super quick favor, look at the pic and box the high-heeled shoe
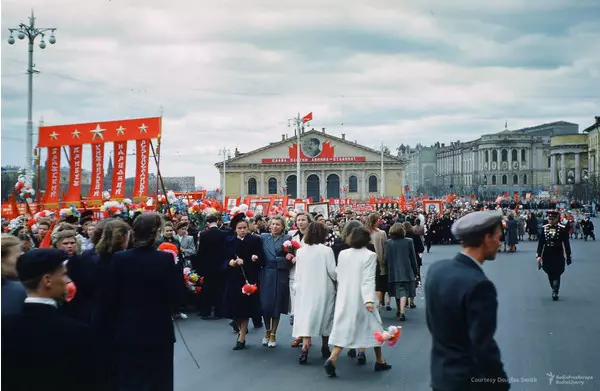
[357,352,366,366]
[233,341,246,350]
[323,359,337,377]
[299,349,308,365]
[268,333,277,348]
[262,330,271,346]
[374,361,392,372]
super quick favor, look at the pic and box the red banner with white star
[65,145,83,203]
[37,117,161,148]
[133,139,150,201]
[89,143,105,203]
[43,147,61,205]
[111,141,128,199]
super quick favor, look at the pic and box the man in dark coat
[536,210,572,300]
[425,210,509,391]
[194,213,228,319]
[2,249,96,391]
[108,213,183,391]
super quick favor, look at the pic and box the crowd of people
[0,198,595,390]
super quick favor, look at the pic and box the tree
[382,146,391,155]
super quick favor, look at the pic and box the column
[575,153,580,183]
[341,168,346,197]
[321,169,326,200]
[361,170,367,199]
[509,148,513,171]
[260,171,265,195]
[560,153,566,185]
[240,171,245,197]
[497,149,501,170]
[381,168,386,196]
[550,154,556,185]
[280,171,286,195]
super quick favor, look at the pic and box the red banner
[262,157,365,164]
[89,143,105,202]
[43,147,61,205]
[37,117,161,148]
[133,139,150,200]
[111,141,128,199]
[65,145,83,203]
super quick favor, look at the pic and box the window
[523,174,528,185]
[348,175,358,193]
[268,177,278,195]
[521,149,526,162]
[547,156,551,168]
[492,175,497,185]
[492,150,498,162]
[368,175,378,193]
[502,175,508,185]
[501,149,508,162]
[247,178,257,195]
[512,149,518,161]
[513,174,518,185]
[485,150,489,162]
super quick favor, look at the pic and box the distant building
[162,177,196,192]
[511,121,579,137]
[403,144,438,195]
[583,116,599,179]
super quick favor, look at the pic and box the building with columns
[215,129,407,200]
[583,117,599,179]
[404,144,438,195]
[549,134,589,187]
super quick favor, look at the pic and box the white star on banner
[116,125,126,135]
[49,131,59,140]
[90,124,106,140]
[138,123,148,133]
[72,129,81,139]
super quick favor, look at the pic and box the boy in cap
[425,210,509,391]
[536,210,572,300]
[1,249,96,391]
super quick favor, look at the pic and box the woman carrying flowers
[259,216,292,348]
[222,214,264,350]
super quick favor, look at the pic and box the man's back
[2,303,95,391]
[196,227,228,274]
[425,254,508,390]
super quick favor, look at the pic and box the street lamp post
[7,11,57,177]
[219,148,231,201]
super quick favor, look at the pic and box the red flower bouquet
[66,282,77,303]
[374,326,402,347]
[283,240,301,261]
[242,283,258,295]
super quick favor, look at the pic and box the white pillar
[560,153,566,184]
[240,171,245,197]
[260,171,265,195]
[575,153,581,183]
[280,171,286,195]
[550,154,556,185]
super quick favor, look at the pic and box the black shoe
[347,349,356,358]
[374,361,392,372]
[398,313,406,321]
[233,341,246,350]
[552,291,559,301]
[201,316,212,320]
[385,305,392,311]
[214,316,222,320]
[229,320,240,333]
[321,346,331,359]
[299,350,308,365]
[357,352,366,366]
[253,322,263,329]
[324,359,337,377]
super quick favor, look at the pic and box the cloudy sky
[2,0,599,188]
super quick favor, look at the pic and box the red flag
[9,192,19,219]
[302,112,313,123]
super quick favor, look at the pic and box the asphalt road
[174,223,600,391]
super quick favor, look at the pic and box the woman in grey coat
[383,223,418,321]
[259,216,292,348]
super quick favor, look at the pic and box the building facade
[215,129,407,200]
[584,117,599,179]
[404,145,438,195]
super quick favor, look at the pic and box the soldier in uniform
[536,210,572,301]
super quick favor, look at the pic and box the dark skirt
[389,281,416,298]
[375,265,388,292]
[222,276,261,319]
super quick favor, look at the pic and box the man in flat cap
[425,210,509,391]
[536,210,572,301]
[1,249,96,391]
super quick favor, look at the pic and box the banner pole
[150,139,172,219]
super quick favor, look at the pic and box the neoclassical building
[215,129,407,200]
[550,134,589,186]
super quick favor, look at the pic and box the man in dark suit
[194,213,228,319]
[2,249,96,391]
[425,210,509,391]
[108,213,182,391]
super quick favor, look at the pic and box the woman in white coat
[293,222,337,364]
[325,227,392,377]
[288,212,313,348]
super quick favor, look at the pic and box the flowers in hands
[283,240,301,258]
[242,283,258,296]
[374,325,401,346]
[183,267,204,293]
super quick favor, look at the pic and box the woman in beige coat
[364,213,389,309]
